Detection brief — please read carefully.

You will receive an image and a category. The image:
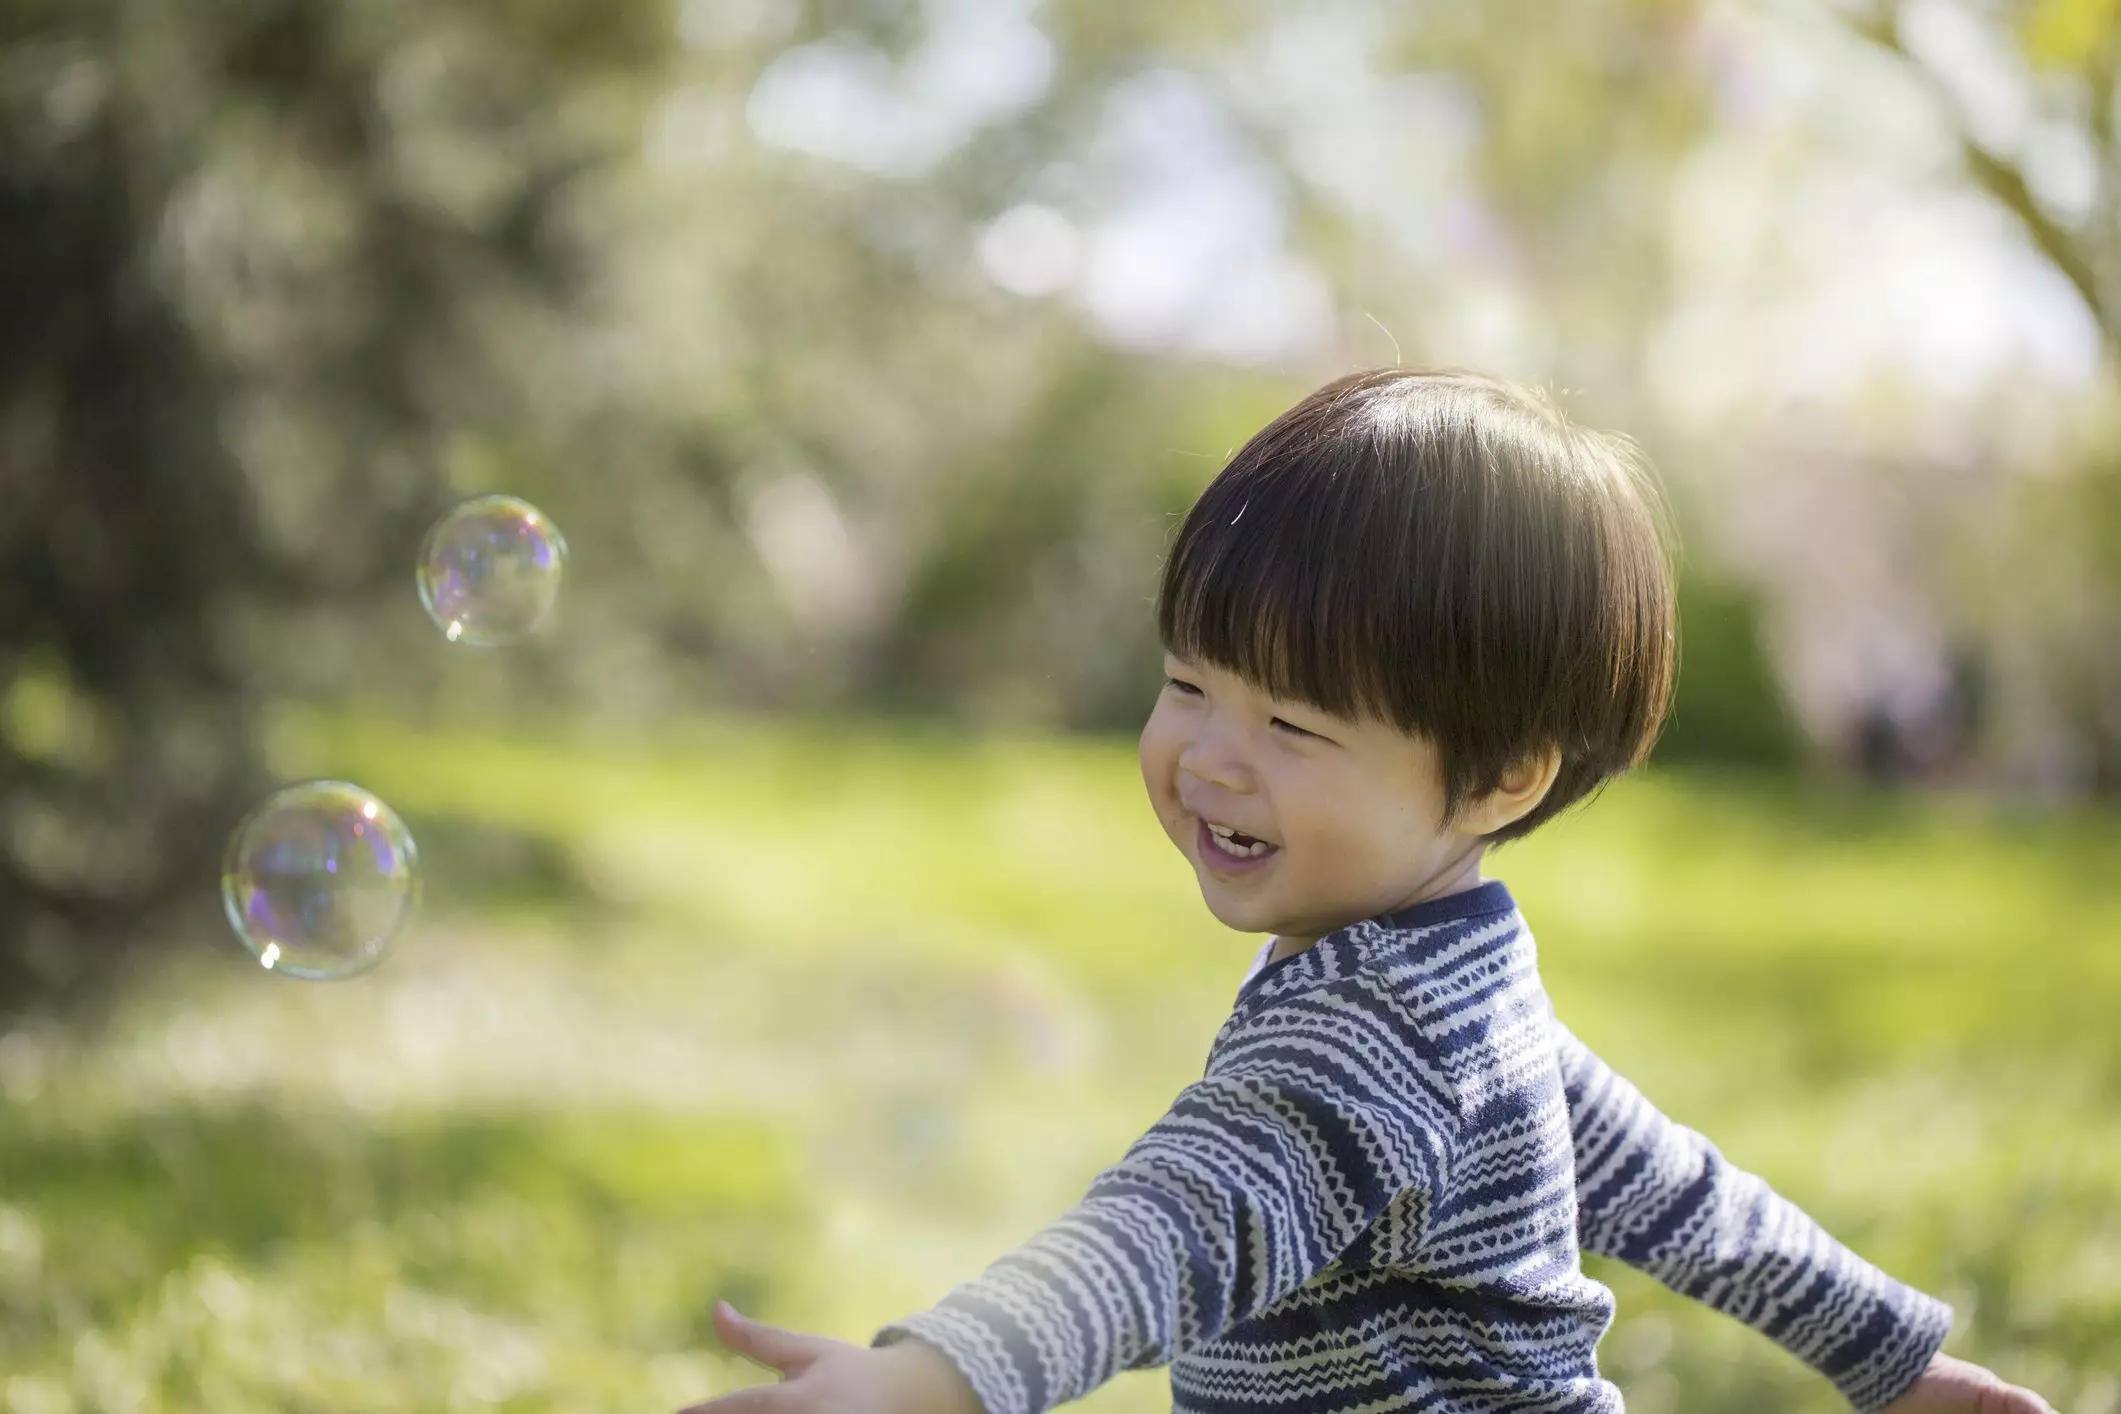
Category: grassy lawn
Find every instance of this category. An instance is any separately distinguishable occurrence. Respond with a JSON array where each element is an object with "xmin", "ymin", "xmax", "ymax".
[{"xmin": 3, "ymin": 711, "xmax": 2118, "ymax": 1413}]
